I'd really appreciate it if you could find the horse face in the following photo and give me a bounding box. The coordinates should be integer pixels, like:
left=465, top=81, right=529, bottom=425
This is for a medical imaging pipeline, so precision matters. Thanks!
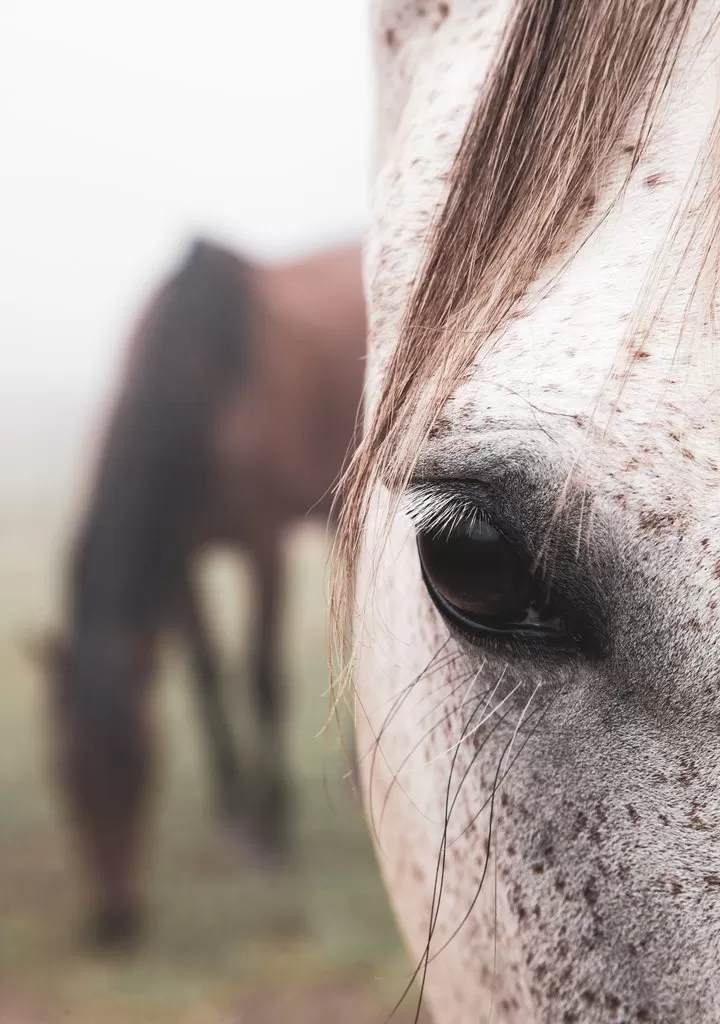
left=354, top=2, right=720, bottom=1022
left=44, top=631, right=153, bottom=947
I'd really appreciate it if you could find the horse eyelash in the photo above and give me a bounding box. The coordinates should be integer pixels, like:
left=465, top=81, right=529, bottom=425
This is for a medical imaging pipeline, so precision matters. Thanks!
left=402, top=484, right=488, bottom=538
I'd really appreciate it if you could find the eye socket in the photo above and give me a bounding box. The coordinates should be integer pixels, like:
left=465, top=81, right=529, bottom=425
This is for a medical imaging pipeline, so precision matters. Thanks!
left=417, top=515, right=577, bottom=649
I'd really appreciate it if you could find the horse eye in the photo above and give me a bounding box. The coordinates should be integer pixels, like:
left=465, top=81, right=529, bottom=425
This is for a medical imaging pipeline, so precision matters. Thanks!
left=417, top=516, right=573, bottom=646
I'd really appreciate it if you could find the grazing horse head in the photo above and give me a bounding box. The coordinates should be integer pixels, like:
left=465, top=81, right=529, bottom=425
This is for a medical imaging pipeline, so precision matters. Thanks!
left=336, top=1, right=720, bottom=1021
left=40, top=628, right=154, bottom=947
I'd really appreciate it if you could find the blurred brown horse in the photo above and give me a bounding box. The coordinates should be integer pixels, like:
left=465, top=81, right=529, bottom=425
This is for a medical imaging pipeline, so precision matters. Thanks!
left=39, top=239, right=365, bottom=946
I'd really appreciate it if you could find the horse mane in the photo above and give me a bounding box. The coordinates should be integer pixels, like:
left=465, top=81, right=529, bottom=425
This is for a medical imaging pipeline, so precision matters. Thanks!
left=71, top=238, right=251, bottom=632
left=332, top=0, right=700, bottom=673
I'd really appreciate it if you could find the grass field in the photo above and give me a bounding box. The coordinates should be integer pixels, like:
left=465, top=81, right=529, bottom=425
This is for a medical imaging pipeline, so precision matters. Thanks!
left=0, top=409, right=426, bottom=1024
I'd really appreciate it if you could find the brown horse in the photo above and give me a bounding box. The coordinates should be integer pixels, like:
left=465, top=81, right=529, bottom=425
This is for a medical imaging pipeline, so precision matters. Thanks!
left=39, top=239, right=365, bottom=946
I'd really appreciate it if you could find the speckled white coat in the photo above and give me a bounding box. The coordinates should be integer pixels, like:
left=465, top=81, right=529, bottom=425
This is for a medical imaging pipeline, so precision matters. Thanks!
left=357, top=2, right=720, bottom=1022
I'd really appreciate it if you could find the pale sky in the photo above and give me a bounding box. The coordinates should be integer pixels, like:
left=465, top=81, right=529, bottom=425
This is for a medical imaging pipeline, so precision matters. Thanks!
left=0, top=1, right=371, bottom=408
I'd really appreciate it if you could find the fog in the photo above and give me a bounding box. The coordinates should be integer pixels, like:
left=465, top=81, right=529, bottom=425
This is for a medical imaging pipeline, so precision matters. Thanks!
left=0, top=1, right=371, bottom=410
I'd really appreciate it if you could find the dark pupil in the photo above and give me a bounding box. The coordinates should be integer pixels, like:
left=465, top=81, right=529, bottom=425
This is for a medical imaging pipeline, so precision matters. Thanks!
left=418, top=519, right=535, bottom=624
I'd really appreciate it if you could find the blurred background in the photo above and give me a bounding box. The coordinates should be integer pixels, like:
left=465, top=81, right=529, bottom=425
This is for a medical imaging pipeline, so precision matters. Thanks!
left=0, top=3, right=425, bottom=1022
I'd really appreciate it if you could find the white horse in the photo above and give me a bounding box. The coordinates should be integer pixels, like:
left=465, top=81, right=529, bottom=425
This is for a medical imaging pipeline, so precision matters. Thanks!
left=335, top=1, right=720, bottom=1021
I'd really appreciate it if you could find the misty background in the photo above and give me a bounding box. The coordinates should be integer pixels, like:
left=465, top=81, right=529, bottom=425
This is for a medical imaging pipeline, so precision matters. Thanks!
left=0, top=10, right=433, bottom=1023
left=1, top=0, right=371, bottom=421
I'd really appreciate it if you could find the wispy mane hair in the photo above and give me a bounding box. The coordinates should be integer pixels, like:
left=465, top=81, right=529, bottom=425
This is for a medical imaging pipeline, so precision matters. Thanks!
left=331, top=0, right=699, bottom=680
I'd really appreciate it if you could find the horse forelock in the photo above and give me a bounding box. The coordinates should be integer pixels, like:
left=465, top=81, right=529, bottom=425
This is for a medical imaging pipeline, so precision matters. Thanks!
left=334, top=0, right=720, bottom=653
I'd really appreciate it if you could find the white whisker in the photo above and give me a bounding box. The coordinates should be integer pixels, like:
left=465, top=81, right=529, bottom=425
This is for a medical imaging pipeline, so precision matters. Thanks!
left=420, top=673, right=524, bottom=770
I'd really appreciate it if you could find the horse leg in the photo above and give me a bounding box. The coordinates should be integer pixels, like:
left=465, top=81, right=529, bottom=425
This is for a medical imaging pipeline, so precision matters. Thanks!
left=180, top=572, right=245, bottom=824
left=248, top=535, right=290, bottom=860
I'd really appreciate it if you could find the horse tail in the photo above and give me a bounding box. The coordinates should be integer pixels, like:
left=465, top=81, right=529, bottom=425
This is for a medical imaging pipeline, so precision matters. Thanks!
left=72, top=239, right=252, bottom=628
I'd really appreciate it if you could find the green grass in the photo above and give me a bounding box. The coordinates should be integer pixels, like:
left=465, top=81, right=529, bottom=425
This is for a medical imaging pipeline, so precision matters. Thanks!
left=0, top=442, right=414, bottom=1023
